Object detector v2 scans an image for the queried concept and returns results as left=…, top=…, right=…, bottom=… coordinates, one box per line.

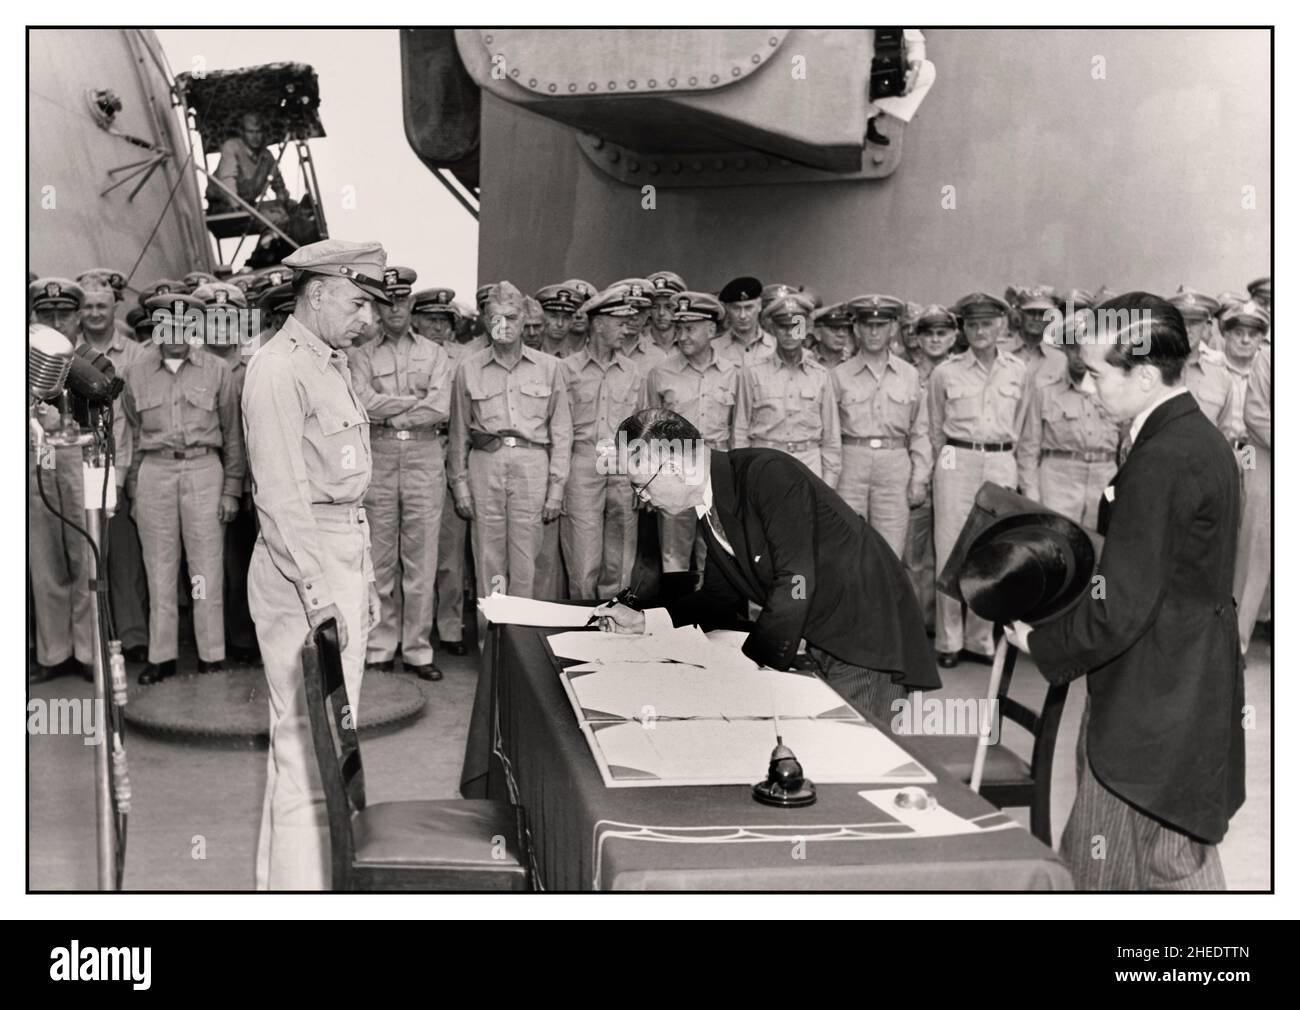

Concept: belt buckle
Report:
left=868, top=437, right=883, bottom=449
left=395, top=429, right=412, bottom=441
left=502, top=436, right=518, bottom=447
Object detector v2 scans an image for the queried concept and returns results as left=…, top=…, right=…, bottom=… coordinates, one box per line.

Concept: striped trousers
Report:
left=1062, top=705, right=1225, bottom=890
left=809, top=646, right=910, bottom=726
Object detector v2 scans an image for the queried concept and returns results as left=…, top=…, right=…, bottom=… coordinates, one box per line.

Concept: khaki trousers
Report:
left=250, top=507, right=371, bottom=890
left=837, top=445, right=910, bottom=557
left=467, top=445, right=549, bottom=597
left=134, top=455, right=226, bottom=663
left=365, top=438, right=444, bottom=666
left=933, top=446, right=1016, bottom=656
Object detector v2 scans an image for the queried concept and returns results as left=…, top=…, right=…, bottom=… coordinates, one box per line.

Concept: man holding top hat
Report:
left=1005, top=292, right=1245, bottom=889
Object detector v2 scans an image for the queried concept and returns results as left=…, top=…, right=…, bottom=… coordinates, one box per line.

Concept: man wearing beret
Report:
left=449, top=281, right=573, bottom=599
left=27, top=278, right=95, bottom=681
left=644, top=292, right=740, bottom=596
left=646, top=270, right=687, bottom=354
left=830, top=295, right=930, bottom=559
left=122, top=292, right=244, bottom=684
left=77, top=271, right=151, bottom=662
left=560, top=284, right=648, bottom=598
left=713, top=276, right=776, bottom=366
left=1009, top=293, right=1244, bottom=889
left=928, top=292, right=1029, bottom=667
left=734, top=292, right=841, bottom=486
left=242, top=239, right=386, bottom=888
left=349, top=266, right=453, bottom=681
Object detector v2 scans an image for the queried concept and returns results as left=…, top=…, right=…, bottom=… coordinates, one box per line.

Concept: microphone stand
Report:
left=39, top=396, right=122, bottom=890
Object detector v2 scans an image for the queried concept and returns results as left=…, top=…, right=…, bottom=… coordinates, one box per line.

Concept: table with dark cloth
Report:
left=461, top=623, right=1073, bottom=891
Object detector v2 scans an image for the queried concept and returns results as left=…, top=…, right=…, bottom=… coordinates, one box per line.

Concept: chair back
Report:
left=301, top=619, right=366, bottom=887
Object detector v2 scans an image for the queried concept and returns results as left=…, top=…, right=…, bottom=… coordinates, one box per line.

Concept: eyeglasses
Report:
left=630, top=465, right=665, bottom=503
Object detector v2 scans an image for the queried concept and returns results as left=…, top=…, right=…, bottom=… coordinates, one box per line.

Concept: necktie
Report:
left=1118, top=430, right=1133, bottom=467
left=705, top=506, right=736, bottom=558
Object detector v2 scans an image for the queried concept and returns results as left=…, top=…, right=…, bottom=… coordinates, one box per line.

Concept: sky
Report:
left=156, top=28, right=479, bottom=302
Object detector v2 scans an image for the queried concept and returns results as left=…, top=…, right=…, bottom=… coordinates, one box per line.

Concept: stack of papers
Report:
left=561, top=662, right=858, bottom=721
left=587, top=719, right=935, bottom=787
left=478, top=593, right=595, bottom=627
left=547, top=623, right=711, bottom=665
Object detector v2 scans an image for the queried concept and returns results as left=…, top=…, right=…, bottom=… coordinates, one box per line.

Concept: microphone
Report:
left=68, top=342, right=123, bottom=406
left=29, top=324, right=74, bottom=402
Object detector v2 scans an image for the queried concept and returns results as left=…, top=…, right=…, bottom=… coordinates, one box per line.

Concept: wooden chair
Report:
left=302, top=619, right=530, bottom=891
left=912, top=647, right=1069, bottom=845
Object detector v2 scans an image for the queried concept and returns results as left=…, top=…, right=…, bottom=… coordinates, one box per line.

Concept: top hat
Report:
left=937, top=483, right=1102, bottom=625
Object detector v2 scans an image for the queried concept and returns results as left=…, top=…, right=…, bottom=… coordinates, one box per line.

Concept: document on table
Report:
left=478, top=593, right=595, bottom=628
left=584, top=718, right=936, bottom=787
left=560, top=663, right=859, bottom=722
left=547, top=624, right=711, bottom=665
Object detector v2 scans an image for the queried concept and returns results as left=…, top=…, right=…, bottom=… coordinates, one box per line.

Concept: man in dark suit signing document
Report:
left=597, top=407, right=939, bottom=722
left=1006, top=292, right=1245, bottom=890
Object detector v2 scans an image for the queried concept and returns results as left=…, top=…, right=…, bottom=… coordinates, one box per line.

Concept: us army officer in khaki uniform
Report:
left=243, top=239, right=387, bottom=890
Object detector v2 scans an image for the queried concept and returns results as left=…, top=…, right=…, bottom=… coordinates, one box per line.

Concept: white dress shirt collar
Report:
left=1130, top=385, right=1188, bottom=443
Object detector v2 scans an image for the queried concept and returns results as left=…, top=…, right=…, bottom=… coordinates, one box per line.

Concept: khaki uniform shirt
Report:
left=832, top=352, right=932, bottom=490
left=562, top=348, right=646, bottom=448
left=645, top=349, right=740, bottom=449
left=711, top=327, right=776, bottom=367
left=449, top=344, right=573, bottom=508
left=1017, top=370, right=1122, bottom=500
left=927, top=349, right=1029, bottom=451
left=122, top=344, right=244, bottom=499
left=350, top=328, right=453, bottom=430
left=1183, top=347, right=1238, bottom=439
left=735, top=349, right=842, bottom=485
left=241, top=315, right=374, bottom=612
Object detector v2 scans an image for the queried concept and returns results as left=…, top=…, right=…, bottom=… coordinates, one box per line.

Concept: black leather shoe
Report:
left=961, top=649, right=994, bottom=666
left=408, top=662, right=443, bottom=682
left=80, top=662, right=94, bottom=683
left=123, top=644, right=149, bottom=663
left=866, top=118, right=891, bottom=146
left=197, top=659, right=226, bottom=674
left=138, top=660, right=177, bottom=685
left=29, top=663, right=63, bottom=684
left=227, top=645, right=261, bottom=664
left=936, top=651, right=960, bottom=669
left=365, top=659, right=395, bottom=673
left=439, top=639, right=467, bottom=656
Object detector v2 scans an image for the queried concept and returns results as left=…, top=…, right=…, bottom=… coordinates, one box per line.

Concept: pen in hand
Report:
left=585, top=586, right=639, bottom=627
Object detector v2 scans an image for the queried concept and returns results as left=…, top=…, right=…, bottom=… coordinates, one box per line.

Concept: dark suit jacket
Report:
left=1029, top=392, right=1245, bottom=843
left=664, top=449, right=939, bottom=690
